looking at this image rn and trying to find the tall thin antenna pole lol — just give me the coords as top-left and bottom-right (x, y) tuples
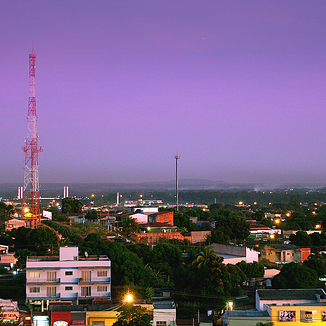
(22, 48), (43, 228)
(174, 154), (180, 211)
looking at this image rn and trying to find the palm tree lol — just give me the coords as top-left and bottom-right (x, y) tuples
(192, 246), (218, 269)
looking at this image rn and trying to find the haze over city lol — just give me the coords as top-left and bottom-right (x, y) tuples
(1, 1), (326, 186)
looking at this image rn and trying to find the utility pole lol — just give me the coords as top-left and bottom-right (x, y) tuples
(174, 154), (180, 211)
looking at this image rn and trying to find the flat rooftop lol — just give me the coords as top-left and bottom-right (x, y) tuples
(27, 255), (109, 262)
(257, 289), (325, 301)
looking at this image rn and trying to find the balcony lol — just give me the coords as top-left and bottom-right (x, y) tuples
(78, 277), (111, 284)
(27, 278), (60, 285)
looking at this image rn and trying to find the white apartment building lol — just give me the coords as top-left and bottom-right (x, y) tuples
(26, 247), (111, 311)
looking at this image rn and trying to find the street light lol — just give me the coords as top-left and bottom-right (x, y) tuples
(124, 293), (133, 304)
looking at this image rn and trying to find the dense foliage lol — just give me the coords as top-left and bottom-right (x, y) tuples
(272, 263), (318, 289)
(112, 304), (152, 326)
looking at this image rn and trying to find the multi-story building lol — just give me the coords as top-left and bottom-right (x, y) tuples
(26, 247), (111, 311)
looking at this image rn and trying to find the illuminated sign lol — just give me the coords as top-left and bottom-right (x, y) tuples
(1, 312), (19, 321)
(322, 311), (326, 322)
(300, 310), (317, 323)
(54, 321), (68, 326)
(279, 311), (296, 322)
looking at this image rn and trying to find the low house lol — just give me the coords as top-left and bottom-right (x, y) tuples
(190, 231), (211, 244)
(211, 243), (259, 264)
(222, 289), (326, 326)
(5, 218), (26, 232)
(49, 304), (119, 326)
(148, 212), (174, 225)
(260, 244), (311, 265)
(221, 310), (270, 326)
(130, 213), (148, 224)
(256, 289), (326, 311)
(153, 301), (176, 326)
(131, 229), (190, 244)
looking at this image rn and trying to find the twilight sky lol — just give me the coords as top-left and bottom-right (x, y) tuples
(1, 1), (326, 185)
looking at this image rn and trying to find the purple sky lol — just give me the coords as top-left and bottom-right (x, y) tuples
(1, 1), (326, 185)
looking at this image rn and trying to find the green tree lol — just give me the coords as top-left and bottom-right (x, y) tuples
(289, 231), (312, 246)
(11, 227), (31, 250)
(14, 248), (36, 269)
(236, 261), (264, 278)
(113, 304), (151, 326)
(27, 226), (60, 255)
(206, 226), (231, 245)
(85, 210), (98, 220)
(303, 254), (326, 277)
(62, 197), (83, 214)
(192, 246), (217, 269)
(121, 216), (140, 236)
(272, 262), (318, 289)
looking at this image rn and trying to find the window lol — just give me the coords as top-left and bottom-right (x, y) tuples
(97, 286), (107, 292)
(46, 287), (56, 297)
(92, 322), (105, 325)
(157, 322), (167, 326)
(65, 271), (73, 276)
(81, 271), (91, 281)
(47, 271), (56, 281)
(29, 287), (40, 293)
(65, 286), (73, 291)
(81, 286), (91, 296)
(29, 271), (40, 278)
(97, 271), (107, 277)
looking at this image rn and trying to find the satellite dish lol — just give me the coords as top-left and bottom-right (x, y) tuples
(85, 252), (88, 257)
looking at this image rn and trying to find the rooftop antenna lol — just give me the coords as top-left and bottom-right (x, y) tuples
(174, 153), (180, 211)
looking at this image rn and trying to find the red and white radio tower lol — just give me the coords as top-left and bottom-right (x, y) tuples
(22, 48), (43, 228)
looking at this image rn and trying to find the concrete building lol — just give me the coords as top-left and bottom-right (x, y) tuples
(153, 301), (176, 326)
(221, 310), (270, 326)
(148, 212), (174, 225)
(26, 247), (111, 311)
(190, 231), (211, 244)
(211, 243), (259, 264)
(5, 218), (26, 232)
(130, 213), (148, 224)
(260, 244), (311, 265)
(222, 289), (326, 326)
(255, 289), (326, 311)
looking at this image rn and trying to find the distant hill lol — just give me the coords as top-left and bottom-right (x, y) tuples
(1, 179), (326, 199)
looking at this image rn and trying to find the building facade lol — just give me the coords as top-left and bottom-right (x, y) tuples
(260, 244), (311, 265)
(26, 247), (111, 311)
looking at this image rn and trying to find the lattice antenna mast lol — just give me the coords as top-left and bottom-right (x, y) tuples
(174, 153), (180, 211)
(22, 48), (43, 228)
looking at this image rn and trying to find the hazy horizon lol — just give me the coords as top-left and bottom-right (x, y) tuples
(2, 1), (326, 185)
